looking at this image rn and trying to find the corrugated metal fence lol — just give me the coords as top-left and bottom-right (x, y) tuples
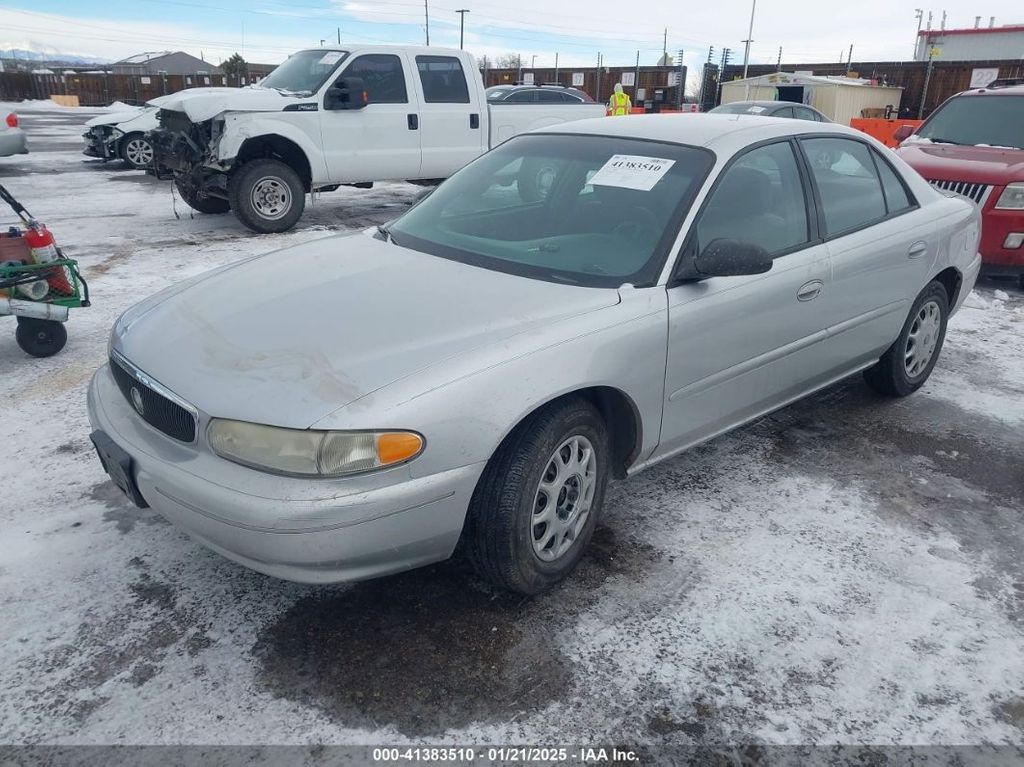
(0, 71), (236, 106)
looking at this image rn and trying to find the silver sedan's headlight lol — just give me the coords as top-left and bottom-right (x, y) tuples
(207, 419), (424, 477)
(995, 182), (1024, 210)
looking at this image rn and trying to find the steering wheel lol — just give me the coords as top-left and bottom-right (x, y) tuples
(611, 206), (659, 243)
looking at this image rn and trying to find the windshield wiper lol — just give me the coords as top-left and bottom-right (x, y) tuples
(927, 137), (965, 145)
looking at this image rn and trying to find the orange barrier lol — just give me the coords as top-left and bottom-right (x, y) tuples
(850, 118), (924, 148)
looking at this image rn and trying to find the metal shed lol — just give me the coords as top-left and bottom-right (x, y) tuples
(721, 72), (903, 125)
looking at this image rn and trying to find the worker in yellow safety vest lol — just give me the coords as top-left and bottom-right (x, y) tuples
(608, 83), (632, 116)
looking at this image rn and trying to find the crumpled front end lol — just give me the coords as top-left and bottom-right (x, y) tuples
(149, 108), (220, 178)
(82, 124), (121, 161)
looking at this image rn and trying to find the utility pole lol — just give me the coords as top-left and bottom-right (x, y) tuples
(717, 47), (731, 105)
(337, 27), (341, 44)
(676, 48), (685, 107)
(700, 46), (714, 110)
(741, 0), (757, 79)
(634, 50), (641, 105)
(846, 44), (853, 71)
(776, 46), (782, 71)
(663, 28), (668, 60)
(517, 53), (522, 85)
(595, 52), (603, 103)
(424, 0), (430, 45)
(455, 9), (469, 50)
(554, 52), (559, 85)
(913, 9), (924, 59)
(919, 44), (936, 118)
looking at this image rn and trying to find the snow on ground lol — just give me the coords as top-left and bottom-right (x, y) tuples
(0, 105), (1022, 749)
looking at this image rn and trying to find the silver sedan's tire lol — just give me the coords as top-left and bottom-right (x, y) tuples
(864, 280), (949, 397)
(465, 397), (610, 594)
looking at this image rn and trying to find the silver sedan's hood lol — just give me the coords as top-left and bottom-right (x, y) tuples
(114, 233), (620, 428)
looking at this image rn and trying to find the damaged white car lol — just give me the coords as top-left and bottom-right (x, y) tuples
(83, 106), (159, 170)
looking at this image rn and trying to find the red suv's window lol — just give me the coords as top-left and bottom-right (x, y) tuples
(917, 95), (1024, 149)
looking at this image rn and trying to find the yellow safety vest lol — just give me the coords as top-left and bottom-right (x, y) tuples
(609, 91), (631, 116)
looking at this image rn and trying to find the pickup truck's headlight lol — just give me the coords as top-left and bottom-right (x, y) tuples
(995, 182), (1024, 210)
(207, 419), (423, 477)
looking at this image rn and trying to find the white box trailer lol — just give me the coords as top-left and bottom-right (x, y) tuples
(720, 72), (903, 125)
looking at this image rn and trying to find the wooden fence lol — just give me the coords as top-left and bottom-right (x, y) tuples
(0, 71), (239, 107)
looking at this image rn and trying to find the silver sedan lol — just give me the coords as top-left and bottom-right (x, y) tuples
(88, 114), (981, 594)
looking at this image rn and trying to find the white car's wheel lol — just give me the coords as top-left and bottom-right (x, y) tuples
(120, 134), (154, 170)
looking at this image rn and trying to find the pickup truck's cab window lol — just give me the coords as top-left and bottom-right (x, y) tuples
(695, 141), (809, 257)
(416, 56), (470, 103)
(801, 137), (888, 236)
(342, 54), (407, 104)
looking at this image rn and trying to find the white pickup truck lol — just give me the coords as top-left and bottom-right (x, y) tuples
(148, 46), (606, 232)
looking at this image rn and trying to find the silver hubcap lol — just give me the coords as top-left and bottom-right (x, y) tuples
(905, 300), (942, 378)
(250, 176), (292, 220)
(125, 138), (153, 166)
(532, 435), (597, 562)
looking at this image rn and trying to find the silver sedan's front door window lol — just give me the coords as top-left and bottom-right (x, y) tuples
(658, 140), (834, 457)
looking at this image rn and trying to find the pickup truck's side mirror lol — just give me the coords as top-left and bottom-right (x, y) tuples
(893, 124), (915, 143)
(325, 77), (368, 110)
(691, 239), (773, 278)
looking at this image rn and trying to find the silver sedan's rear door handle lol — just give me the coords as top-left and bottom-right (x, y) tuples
(797, 280), (823, 301)
(908, 241), (928, 258)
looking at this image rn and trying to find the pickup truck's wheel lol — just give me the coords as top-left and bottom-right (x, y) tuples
(864, 280), (949, 397)
(120, 133), (154, 170)
(16, 318), (67, 358)
(229, 159), (305, 233)
(174, 175), (231, 214)
(465, 397), (610, 595)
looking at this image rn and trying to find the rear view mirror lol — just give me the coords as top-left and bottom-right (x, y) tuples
(893, 124), (915, 143)
(325, 77), (368, 110)
(694, 239), (773, 278)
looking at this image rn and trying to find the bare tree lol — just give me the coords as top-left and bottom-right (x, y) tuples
(492, 53), (522, 69)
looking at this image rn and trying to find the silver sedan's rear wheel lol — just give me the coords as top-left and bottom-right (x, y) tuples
(864, 280), (949, 397)
(465, 397), (610, 594)
(120, 134), (153, 170)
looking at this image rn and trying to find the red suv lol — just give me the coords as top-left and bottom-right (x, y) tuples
(896, 83), (1024, 288)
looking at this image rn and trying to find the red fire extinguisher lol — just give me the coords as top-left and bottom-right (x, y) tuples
(24, 225), (73, 295)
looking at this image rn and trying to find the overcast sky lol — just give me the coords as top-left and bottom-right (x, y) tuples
(1, 0), (1021, 78)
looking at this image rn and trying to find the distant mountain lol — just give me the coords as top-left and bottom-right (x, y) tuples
(0, 49), (111, 65)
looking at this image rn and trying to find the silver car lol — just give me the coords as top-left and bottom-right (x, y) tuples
(88, 114), (981, 594)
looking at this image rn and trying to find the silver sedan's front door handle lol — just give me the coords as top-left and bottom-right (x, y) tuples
(908, 241), (928, 259)
(797, 280), (823, 302)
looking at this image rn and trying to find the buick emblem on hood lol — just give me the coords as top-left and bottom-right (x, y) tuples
(130, 386), (145, 416)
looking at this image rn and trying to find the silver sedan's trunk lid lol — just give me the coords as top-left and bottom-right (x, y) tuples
(116, 233), (619, 428)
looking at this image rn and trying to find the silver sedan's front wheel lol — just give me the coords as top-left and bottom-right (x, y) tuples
(532, 436), (597, 562)
(465, 397), (610, 594)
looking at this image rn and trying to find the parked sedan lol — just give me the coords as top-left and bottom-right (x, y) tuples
(83, 106), (159, 169)
(710, 100), (830, 122)
(486, 84), (595, 103)
(88, 115), (980, 594)
(0, 110), (28, 157)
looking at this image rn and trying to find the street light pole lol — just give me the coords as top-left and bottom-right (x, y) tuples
(741, 0), (757, 79)
(455, 9), (469, 50)
(913, 8), (924, 59)
(424, 0), (430, 45)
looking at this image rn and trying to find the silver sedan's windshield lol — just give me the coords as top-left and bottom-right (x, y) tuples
(260, 49), (348, 95)
(390, 134), (714, 287)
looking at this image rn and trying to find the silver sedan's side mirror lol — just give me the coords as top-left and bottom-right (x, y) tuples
(690, 239), (773, 279)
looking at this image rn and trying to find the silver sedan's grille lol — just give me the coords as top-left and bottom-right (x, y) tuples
(927, 179), (991, 206)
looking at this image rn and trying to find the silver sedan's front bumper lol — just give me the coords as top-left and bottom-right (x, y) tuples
(87, 364), (484, 583)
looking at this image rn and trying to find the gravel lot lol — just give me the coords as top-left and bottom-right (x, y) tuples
(1, 103), (1023, 750)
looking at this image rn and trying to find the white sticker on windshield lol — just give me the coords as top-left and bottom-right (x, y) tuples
(318, 52), (344, 66)
(588, 154), (676, 192)
(747, 106), (766, 113)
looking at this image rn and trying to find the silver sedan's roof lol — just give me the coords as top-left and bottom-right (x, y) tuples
(537, 113), (860, 153)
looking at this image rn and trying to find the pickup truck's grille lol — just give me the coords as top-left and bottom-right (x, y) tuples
(110, 353), (197, 443)
(927, 179), (992, 206)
